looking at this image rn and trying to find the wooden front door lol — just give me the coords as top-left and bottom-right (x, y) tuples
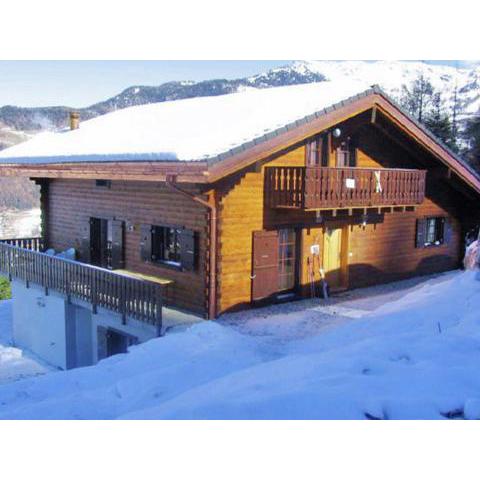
(252, 230), (279, 301)
(323, 227), (344, 289)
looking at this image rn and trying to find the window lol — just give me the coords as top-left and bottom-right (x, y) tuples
(425, 217), (444, 246)
(306, 134), (329, 166)
(336, 137), (356, 167)
(278, 229), (297, 291)
(152, 226), (181, 265)
(416, 217), (447, 248)
(140, 224), (197, 271)
(95, 179), (111, 188)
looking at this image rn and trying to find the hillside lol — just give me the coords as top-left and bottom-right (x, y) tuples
(0, 270), (479, 419)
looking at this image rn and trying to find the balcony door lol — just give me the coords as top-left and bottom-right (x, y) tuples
(336, 137), (356, 167)
(89, 217), (125, 270)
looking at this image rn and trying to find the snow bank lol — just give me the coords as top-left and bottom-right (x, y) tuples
(464, 240), (479, 270)
(0, 301), (52, 385)
(0, 271), (479, 419)
(0, 80), (371, 164)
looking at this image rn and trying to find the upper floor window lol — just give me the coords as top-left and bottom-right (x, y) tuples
(336, 137), (356, 167)
(306, 134), (329, 166)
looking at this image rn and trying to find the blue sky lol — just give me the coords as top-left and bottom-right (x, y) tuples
(0, 60), (477, 108)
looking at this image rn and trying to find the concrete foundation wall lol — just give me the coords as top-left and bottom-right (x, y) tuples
(12, 281), (69, 369)
(11, 280), (158, 370)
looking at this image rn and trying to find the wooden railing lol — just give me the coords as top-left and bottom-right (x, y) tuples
(0, 242), (162, 328)
(0, 237), (44, 251)
(265, 166), (426, 209)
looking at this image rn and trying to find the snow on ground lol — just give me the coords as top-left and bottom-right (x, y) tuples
(0, 300), (53, 385)
(0, 270), (479, 419)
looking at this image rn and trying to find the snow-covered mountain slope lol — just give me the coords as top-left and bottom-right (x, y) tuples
(1, 270), (480, 420)
(255, 61), (480, 120)
(1, 61), (479, 135)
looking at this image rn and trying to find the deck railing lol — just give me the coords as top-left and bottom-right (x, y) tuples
(0, 241), (162, 328)
(0, 237), (44, 251)
(265, 166), (427, 210)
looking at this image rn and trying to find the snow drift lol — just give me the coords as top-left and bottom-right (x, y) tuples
(0, 271), (479, 419)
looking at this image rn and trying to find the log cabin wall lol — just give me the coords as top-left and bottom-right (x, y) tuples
(45, 179), (208, 315)
(216, 122), (468, 315)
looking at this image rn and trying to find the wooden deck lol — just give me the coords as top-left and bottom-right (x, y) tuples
(0, 240), (163, 328)
(265, 166), (427, 210)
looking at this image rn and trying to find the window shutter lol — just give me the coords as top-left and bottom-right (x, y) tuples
(140, 224), (153, 262)
(110, 220), (125, 270)
(80, 219), (92, 263)
(416, 218), (426, 248)
(443, 218), (453, 244)
(179, 229), (196, 271)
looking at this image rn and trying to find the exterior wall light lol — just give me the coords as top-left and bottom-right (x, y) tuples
(332, 128), (342, 138)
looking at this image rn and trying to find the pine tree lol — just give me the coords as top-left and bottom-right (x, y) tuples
(400, 73), (435, 123)
(464, 115), (480, 172)
(424, 92), (457, 150)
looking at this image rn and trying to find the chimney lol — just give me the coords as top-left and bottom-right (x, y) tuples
(69, 111), (80, 130)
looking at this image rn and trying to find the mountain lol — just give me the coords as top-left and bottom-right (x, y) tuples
(0, 60), (480, 212)
(0, 68), (328, 134)
(1, 60), (480, 135)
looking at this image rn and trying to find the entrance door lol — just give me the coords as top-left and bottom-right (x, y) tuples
(323, 227), (344, 289)
(252, 231), (279, 301)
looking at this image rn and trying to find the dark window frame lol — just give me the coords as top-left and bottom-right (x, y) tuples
(335, 136), (357, 167)
(151, 225), (182, 268)
(144, 224), (198, 272)
(423, 217), (445, 247)
(306, 134), (329, 167)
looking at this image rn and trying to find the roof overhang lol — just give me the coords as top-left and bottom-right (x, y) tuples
(0, 160), (210, 183)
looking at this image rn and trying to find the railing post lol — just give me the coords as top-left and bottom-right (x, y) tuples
(91, 270), (98, 314)
(120, 277), (126, 325)
(155, 285), (163, 337)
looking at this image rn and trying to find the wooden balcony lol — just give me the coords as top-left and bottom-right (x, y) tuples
(0, 240), (163, 329)
(265, 166), (426, 210)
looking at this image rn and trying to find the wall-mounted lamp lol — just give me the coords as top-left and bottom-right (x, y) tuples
(361, 214), (368, 228)
(332, 127), (342, 138)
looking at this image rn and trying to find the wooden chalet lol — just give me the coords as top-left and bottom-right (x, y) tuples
(1, 81), (480, 328)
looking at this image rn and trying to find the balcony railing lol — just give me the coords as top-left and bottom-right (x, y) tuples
(265, 166), (427, 210)
(0, 240), (162, 328)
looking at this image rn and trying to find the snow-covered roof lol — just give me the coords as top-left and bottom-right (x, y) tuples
(0, 80), (373, 164)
